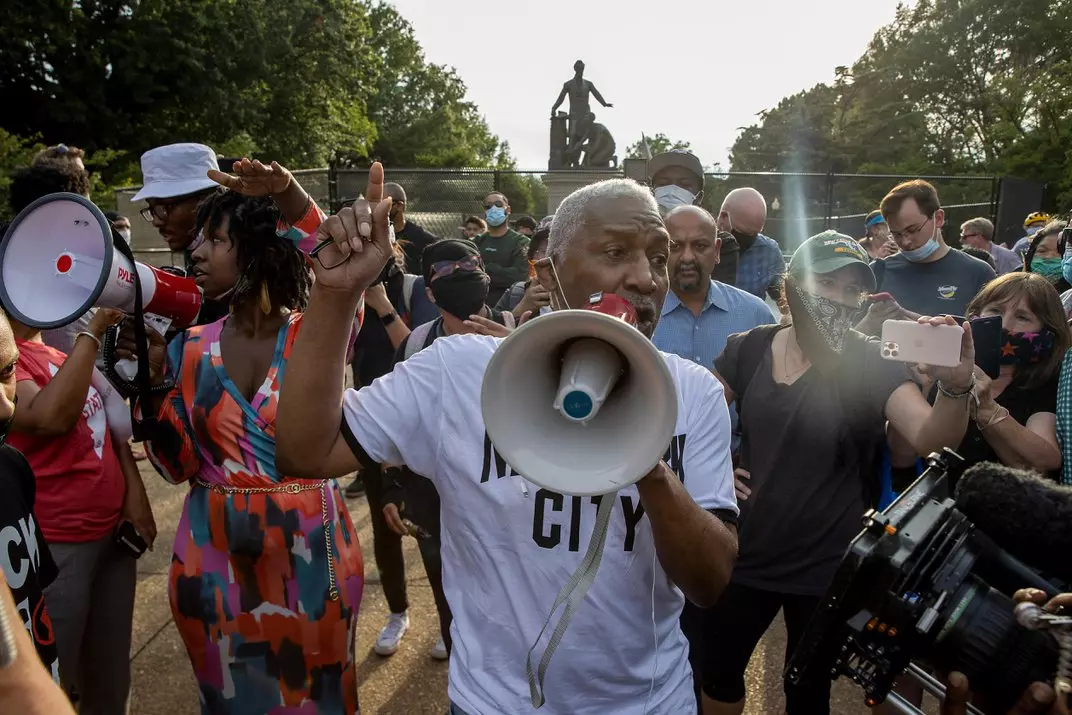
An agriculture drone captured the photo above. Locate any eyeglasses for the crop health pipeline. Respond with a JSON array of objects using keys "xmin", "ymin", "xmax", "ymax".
[
  {"xmin": 890, "ymin": 217, "xmax": 933, "ymax": 241},
  {"xmin": 429, "ymin": 255, "xmax": 483, "ymax": 282},
  {"xmin": 139, "ymin": 199, "xmax": 187, "ymax": 223},
  {"xmin": 309, "ymin": 237, "xmax": 354, "ymax": 271}
]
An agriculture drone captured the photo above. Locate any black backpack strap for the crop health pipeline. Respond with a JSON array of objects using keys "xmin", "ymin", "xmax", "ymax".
[{"xmin": 733, "ymin": 325, "xmax": 783, "ymax": 427}]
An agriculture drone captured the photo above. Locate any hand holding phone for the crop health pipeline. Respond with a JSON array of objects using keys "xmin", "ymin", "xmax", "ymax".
[{"xmin": 880, "ymin": 318, "xmax": 963, "ymax": 367}]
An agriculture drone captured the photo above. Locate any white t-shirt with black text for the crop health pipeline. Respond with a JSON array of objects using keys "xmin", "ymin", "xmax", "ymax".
[{"xmin": 342, "ymin": 333, "xmax": 737, "ymax": 715}]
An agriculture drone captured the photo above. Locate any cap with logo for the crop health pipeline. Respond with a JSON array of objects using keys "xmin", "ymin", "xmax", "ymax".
[
  {"xmin": 132, "ymin": 143, "xmax": 220, "ymax": 202},
  {"xmin": 788, "ymin": 230, "xmax": 876, "ymax": 292},
  {"xmin": 647, "ymin": 150, "xmax": 705, "ymax": 188}
]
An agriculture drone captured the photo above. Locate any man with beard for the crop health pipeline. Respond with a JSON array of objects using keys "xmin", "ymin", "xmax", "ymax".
[
  {"xmin": 133, "ymin": 144, "xmax": 227, "ymax": 324},
  {"xmin": 716, "ymin": 188, "xmax": 785, "ymax": 301},
  {"xmin": 653, "ymin": 205, "xmax": 773, "ymax": 709},
  {"xmin": 277, "ymin": 168, "xmax": 739, "ymax": 715},
  {"xmin": 385, "ymin": 182, "xmax": 439, "ymax": 273}
]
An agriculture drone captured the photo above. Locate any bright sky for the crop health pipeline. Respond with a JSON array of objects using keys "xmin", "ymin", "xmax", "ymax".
[{"xmin": 388, "ymin": 0, "xmax": 908, "ymax": 170}]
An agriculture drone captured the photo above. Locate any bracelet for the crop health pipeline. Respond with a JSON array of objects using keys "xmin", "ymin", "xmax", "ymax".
[
  {"xmin": 75, "ymin": 331, "xmax": 101, "ymax": 350},
  {"xmin": 980, "ymin": 405, "xmax": 1011, "ymax": 430},
  {"xmin": 936, "ymin": 373, "xmax": 976, "ymax": 399}
]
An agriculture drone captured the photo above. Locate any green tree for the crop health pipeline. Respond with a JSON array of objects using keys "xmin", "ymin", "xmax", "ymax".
[{"xmin": 624, "ymin": 134, "xmax": 692, "ymax": 159}]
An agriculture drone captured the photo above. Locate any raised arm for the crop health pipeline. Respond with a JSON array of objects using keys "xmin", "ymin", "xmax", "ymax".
[
  {"xmin": 637, "ymin": 373, "xmax": 737, "ymax": 607},
  {"xmin": 971, "ymin": 370, "xmax": 1061, "ymax": 472},
  {"xmin": 13, "ymin": 309, "xmax": 124, "ymax": 438},
  {"xmin": 276, "ymin": 164, "xmax": 396, "ymax": 478}
]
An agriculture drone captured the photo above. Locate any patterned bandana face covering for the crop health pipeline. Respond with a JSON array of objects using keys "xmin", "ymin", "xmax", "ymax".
[
  {"xmin": 794, "ymin": 284, "xmax": 868, "ymax": 354},
  {"xmin": 999, "ymin": 329, "xmax": 1056, "ymax": 366}
]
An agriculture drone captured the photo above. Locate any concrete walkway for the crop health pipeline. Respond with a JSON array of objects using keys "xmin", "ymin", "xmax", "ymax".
[{"xmin": 126, "ymin": 460, "xmax": 914, "ymax": 714}]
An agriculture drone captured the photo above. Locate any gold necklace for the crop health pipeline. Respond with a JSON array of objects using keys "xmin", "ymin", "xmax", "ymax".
[{"xmin": 782, "ymin": 328, "xmax": 811, "ymax": 381}]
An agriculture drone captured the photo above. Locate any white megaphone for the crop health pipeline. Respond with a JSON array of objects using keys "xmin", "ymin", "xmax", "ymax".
[
  {"xmin": 0, "ymin": 193, "xmax": 202, "ymax": 330},
  {"xmin": 481, "ymin": 292, "xmax": 677, "ymax": 497}
]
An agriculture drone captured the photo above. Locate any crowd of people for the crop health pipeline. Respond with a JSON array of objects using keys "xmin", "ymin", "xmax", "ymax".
[{"xmin": 0, "ymin": 140, "xmax": 1068, "ymax": 715}]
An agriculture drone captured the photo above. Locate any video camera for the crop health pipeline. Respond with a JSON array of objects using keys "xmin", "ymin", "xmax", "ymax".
[{"xmin": 785, "ymin": 449, "xmax": 1063, "ymax": 714}]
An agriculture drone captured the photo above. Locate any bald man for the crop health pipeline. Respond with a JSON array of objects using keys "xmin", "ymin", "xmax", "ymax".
[
  {"xmin": 385, "ymin": 182, "xmax": 439, "ymax": 274},
  {"xmin": 716, "ymin": 188, "xmax": 786, "ymax": 300}
]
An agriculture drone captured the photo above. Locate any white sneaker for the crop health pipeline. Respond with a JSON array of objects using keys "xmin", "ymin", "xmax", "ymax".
[
  {"xmin": 374, "ymin": 612, "xmax": 409, "ymax": 656},
  {"xmin": 431, "ymin": 636, "xmax": 448, "ymax": 661}
]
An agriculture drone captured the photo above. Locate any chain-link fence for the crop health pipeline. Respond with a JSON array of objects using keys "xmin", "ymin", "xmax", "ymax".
[{"xmin": 116, "ymin": 167, "xmax": 1002, "ymax": 266}]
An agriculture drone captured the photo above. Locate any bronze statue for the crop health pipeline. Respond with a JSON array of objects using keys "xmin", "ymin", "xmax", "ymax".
[
  {"xmin": 564, "ymin": 112, "xmax": 617, "ymax": 168},
  {"xmin": 549, "ymin": 60, "xmax": 614, "ymax": 169}
]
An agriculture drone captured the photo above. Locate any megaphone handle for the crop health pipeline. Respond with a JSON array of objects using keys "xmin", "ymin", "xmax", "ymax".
[
  {"xmin": 110, "ymin": 231, "xmax": 157, "ymax": 440},
  {"xmin": 526, "ymin": 492, "xmax": 616, "ymax": 707}
]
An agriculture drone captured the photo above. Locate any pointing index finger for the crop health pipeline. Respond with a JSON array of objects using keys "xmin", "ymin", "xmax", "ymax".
[{"xmin": 365, "ymin": 162, "xmax": 384, "ymax": 206}]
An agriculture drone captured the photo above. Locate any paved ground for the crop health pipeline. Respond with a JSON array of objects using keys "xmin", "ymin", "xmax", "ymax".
[{"xmin": 126, "ymin": 462, "xmax": 935, "ymax": 714}]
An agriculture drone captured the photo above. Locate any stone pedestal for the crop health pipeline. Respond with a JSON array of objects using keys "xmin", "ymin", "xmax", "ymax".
[{"xmin": 542, "ymin": 170, "xmax": 621, "ymax": 213}]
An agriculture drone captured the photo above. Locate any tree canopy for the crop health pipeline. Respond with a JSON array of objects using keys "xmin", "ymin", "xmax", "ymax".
[
  {"xmin": 0, "ymin": 0, "xmax": 505, "ymax": 209},
  {"xmin": 625, "ymin": 133, "xmax": 692, "ymax": 160},
  {"xmin": 729, "ymin": 0, "xmax": 1072, "ymax": 209}
]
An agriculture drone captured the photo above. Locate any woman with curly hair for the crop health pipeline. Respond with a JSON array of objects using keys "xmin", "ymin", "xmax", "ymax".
[{"xmin": 120, "ymin": 170, "xmax": 365, "ymax": 714}]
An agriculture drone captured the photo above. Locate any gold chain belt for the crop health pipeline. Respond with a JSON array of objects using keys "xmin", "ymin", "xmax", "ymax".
[{"xmin": 193, "ymin": 478, "xmax": 340, "ymax": 601}]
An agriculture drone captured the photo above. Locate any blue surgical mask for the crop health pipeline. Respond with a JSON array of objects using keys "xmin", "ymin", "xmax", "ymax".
[
  {"xmin": 485, "ymin": 206, "xmax": 507, "ymax": 227},
  {"xmin": 1062, "ymin": 254, "xmax": 1072, "ymax": 285},
  {"xmin": 900, "ymin": 220, "xmax": 941, "ymax": 263},
  {"xmin": 653, "ymin": 184, "xmax": 696, "ymax": 211}
]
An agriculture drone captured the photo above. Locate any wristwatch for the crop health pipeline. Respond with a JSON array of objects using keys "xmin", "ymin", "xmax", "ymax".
[{"xmin": 379, "ymin": 311, "xmax": 398, "ymax": 327}]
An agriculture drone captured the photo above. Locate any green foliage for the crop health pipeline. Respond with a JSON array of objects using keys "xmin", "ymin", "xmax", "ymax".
[
  {"xmin": 0, "ymin": 0, "xmax": 509, "ymax": 202},
  {"xmin": 729, "ymin": 0, "xmax": 1072, "ymax": 211},
  {"xmin": 0, "ymin": 129, "xmax": 44, "ymax": 221},
  {"xmin": 625, "ymin": 133, "xmax": 692, "ymax": 159}
]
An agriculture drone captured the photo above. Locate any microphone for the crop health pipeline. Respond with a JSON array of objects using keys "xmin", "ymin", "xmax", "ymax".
[{"xmin": 955, "ymin": 462, "xmax": 1072, "ymax": 585}]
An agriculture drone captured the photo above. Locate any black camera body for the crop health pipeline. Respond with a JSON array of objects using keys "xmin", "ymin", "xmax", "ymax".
[{"xmin": 785, "ymin": 449, "xmax": 1058, "ymax": 712}]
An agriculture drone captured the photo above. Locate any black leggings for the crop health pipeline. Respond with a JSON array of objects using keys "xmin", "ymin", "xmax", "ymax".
[{"xmin": 685, "ymin": 581, "xmax": 830, "ymax": 714}]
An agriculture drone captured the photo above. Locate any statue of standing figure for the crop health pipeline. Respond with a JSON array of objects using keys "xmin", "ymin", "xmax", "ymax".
[{"xmin": 549, "ymin": 60, "xmax": 616, "ymax": 169}]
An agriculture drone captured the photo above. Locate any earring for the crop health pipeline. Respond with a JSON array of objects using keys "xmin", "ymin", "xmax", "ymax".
[{"xmin": 259, "ymin": 281, "xmax": 272, "ymax": 315}]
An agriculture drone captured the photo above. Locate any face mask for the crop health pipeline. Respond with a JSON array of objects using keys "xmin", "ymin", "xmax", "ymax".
[
  {"xmin": 900, "ymin": 220, "xmax": 941, "ymax": 263},
  {"xmin": 653, "ymin": 184, "xmax": 696, "ymax": 211},
  {"xmin": 1062, "ymin": 254, "xmax": 1072, "ymax": 285},
  {"xmin": 1000, "ymin": 329, "xmax": 1055, "ymax": 366},
  {"xmin": 431, "ymin": 272, "xmax": 490, "ymax": 320},
  {"xmin": 731, "ymin": 230, "xmax": 757, "ymax": 253},
  {"xmin": 793, "ymin": 284, "xmax": 867, "ymax": 354},
  {"xmin": 485, "ymin": 206, "xmax": 507, "ymax": 228},
  {"xmin": 1031, "ymin": 257, "xmax": 1064, "ymax": 285},
  {"xmin": 117, "ymin": 228, "xmax": 132, "ymax": 244}
]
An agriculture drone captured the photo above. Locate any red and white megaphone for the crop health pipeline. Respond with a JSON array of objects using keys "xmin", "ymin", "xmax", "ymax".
[{"xmin": 0, "ymin": 193, "xmax": 201, "ymax": 329}]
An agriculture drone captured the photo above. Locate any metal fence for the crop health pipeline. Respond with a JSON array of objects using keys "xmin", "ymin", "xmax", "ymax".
[{"xmin": 116, "ymin": 167, "xmax": 1004, "ymax": 266}]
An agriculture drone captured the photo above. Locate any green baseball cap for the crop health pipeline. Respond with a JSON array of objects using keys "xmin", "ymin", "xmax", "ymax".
[{"xmin": 788, "ymin": 230, "xmax": 875, "ymax": 291}]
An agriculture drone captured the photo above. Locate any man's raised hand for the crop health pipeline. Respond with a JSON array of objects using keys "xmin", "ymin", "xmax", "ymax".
[
  {"xmin": 309, "ymin": 162, "xmax": 393, "ymax": 296},
  {"xmin": 208, "ymin": 158, "xmax": 293, "ymax": 196}
]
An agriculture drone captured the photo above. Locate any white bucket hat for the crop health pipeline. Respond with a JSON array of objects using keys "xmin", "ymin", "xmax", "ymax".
[{"xmin": 131, "ymin": 143, "xmax": 219, "ymax": 202}]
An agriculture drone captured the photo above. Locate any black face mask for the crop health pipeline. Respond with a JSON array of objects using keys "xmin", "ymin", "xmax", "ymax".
[
  {"xmin": 431, "ymin": 272, "xmax": 490, "ymax": 320},
  {"xmin": 732, "ymin": 230, "xmax": 758, "ymax": 253}
]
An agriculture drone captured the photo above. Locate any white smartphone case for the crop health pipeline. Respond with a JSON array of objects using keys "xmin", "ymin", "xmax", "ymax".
[{"xmin": 880, "ymin": 319, "xmax": 962, "ymax": 367}]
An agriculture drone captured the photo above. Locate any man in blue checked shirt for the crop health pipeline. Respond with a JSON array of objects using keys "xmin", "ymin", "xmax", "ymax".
[
  {"xmin": 653, "ymin": 205, "xmax": 776, "ymax": 450},
  {"xmin": 654, "ymin": 203, "xmax": 774, "ymax": 711},
  {"xmin": 716, "ymin": 187, "xmax": 786, "ymax": 301}
]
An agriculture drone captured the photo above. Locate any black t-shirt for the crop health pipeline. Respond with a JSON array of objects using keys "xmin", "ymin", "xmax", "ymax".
[
  {"xmin": 927, "ymin": 372, "xmax": 1059, "ymax": 480},
  {"xmin": 397, "ymin": 221, "xmax": 439, "ymax": 275},
  {"xmin": 874, "ymin": 249, "xmax": 996, "ymax": 317},
  {"xmin": 715, "ymin": 328, "xmax": 911, "ymax": 595},
  {"xmin": 0, "ymin": 444, "xmax": 59, "ymax": 677},
  {"xmin": 353, "ymin": 271, "xmax": 413, "ymax": 388}
]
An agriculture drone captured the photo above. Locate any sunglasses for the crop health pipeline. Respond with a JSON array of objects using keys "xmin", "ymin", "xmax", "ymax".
[
  {"xmin": 430, "ymin": 255, "xmax": 483, "ymax": 282},
  {"xmin": 484, "ymin": 200, "xmax": 506, "ymax": 209}
]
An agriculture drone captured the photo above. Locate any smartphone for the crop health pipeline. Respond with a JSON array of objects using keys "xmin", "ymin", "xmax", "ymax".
[
  {"xmin": 880, "ymin": 319, "xmax": 963, "ymax": 367},
  {"xmin": 115, "ymin": 521, "xmax": 148, "ymax": 559},
  {"xmin": 952, "ymin": 315, "xmax": 1002, "ymax": 379}
]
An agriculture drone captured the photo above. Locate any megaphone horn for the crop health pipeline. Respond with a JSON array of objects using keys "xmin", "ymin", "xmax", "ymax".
[
  {"xmin": 481, "ymin": 294, "xmax": 678, "ymax": 498},
  {"xmin": 0, "ymin": 193, "xmax": 202, "ymax": 329}
]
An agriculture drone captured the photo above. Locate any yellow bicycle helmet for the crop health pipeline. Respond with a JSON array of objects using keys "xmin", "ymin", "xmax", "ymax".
[{"xmin": 1024, "ymin": 212, "xmax": 1052, "ymax": 229}]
